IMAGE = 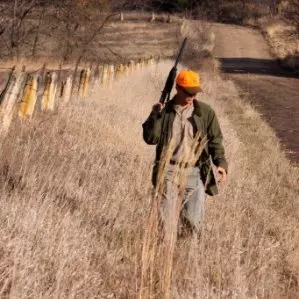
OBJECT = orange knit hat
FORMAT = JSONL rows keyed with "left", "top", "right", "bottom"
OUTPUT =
{"left": 176, "top": 70, "right": 202, "bottom": 94}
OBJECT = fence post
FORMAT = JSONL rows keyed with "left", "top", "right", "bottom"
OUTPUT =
{"left": 42, "top": 72, "right": 57, "bottom": 111}
{"left": 128, "top": 60, "right": 134, "bottom": 73}
{"left": 57, "top": 64, "right": 62, "bottom": 84}
{"left": 0, "top": 66, "right": 15, "bottom": 105}
{"left": 19, "top": 75, "right": 38, "bottom": 119}
{"left": 83, "top": 68, "right": 90, "bottom": 97}
{"left": 41, "top": 72, "right": 51, "bottom": 110}
{"left": 78, "top": 69, "right": 85, "bottom": 97}
{"left": 60, "top": 80, "right": 65, "bottom": 98}
{"left": 71, "top": 57, "right": 82, "bottom": 96}
{"left": 0, "top": 68, "right": 26, "bottom": 137}
{"left": 62, "top": 75, "right": 72, "bottom": 104}
{"left": 151, "top": 12, "right": 156, "bottom": 22}
{"left": 124, "top": 63, "right": 129, "bottom": 77}
{"left": 148, "top": 56, "right": 154, "bottom": 65}
{"left": 115, "top": 63, "right": 124, "bottom": 79}
{"left": 115, "top": 64, "right": 120, "bottom": 79}
{"left": 108, "top": 64, "right": 115, "bottom": 87}
{"left": 78, "top": 68, "right": 90, "bottom": 98}
{"left": 49, "top": 72, "right": 57, "bottom": 110}
{"left": 41, "top": 63, "right": 47, "bottom": 78}
{"left": 92, "top": 64, "right": 101, "bottom": 89}
{"left": 101, "top": 64, "right": 109, "bottom": 86}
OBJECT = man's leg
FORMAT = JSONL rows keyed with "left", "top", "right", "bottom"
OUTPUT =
{"left": 160, "top": 166, "right": 180, "bottom": 235}
{"left": 182, "top": 167, "right": 206, "bottom": 233}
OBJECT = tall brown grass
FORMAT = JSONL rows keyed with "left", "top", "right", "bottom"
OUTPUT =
{"left": 0, "top": 60, "right": 298, "bottom": 298}
{"left": 140, "top": 131, "right": 206, "bottom": 299}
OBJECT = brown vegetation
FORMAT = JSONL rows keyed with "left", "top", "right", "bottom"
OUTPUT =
{"left": 0, "top": 1, "right": 182, "bottom": 64}
{"left": 0, "top": 58, "right": 298, "bottom": 298}
{"left": 0, "top": 18, "right": 298, "bottom": 295}
{"left": 259, "top": 16, "right": 299, "bottom": 70}
{"left": 0, "top": 4, "right": 298, "bottom": 298}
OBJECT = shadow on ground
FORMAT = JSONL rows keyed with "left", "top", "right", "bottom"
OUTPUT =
{"left": 219, "top": 58, "right": 299, "bottom": 79}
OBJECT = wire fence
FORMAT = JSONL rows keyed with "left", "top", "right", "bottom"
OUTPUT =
{"left": 0, "top": 57, "right": 155, "bottom": 138}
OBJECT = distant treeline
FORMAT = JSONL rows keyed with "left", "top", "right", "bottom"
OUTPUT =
{"left": 127, "top": 0, "right": 298, "bottom": 26}
{"left": 130, "top": 0, "right": 278, "bottom": 14}
{"left": 0, "top": 0, "right": 297, "bottom": 61}
{"left": 1, "top": 0, "right": 297, "bottom": 23}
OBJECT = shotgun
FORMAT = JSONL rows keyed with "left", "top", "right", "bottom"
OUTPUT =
{"left": 159, "top": 37, "right": 187, "bottom": 104}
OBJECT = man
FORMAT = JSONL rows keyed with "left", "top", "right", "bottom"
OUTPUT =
{"left": 142, "top": 69, "right": 228, "bottom": 233}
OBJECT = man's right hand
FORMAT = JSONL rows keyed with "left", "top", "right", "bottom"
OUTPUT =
{"left": 152, "top": 103, "right": 164, "bottom": 113}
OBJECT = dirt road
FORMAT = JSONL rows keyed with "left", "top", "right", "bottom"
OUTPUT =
{"left": 212, "top": 23, "right": 299, "bottom": 163}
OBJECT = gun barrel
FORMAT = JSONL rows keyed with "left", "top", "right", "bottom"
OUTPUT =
{"left": 159, "top": 37, "right": 187, "bottom": 104}
{"left": 174, "top": 38, "right": 187, "bottom": 68}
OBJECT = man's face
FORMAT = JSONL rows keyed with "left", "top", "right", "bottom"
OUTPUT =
{"left": 177, "top": 86, "right": 197, "bottom": 105}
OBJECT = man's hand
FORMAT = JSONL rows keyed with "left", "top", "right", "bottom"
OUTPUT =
{"left": 216, "top": 167, "right": 227, "bottom": 183}
{"left": 152, "top": 103, "right": 164, "bottom": 113}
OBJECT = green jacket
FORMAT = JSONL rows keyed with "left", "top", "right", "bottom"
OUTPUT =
{"left": 142, "top": 99, "right": 228, "bottom": 196}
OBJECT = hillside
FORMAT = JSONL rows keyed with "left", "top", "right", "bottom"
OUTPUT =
{"left": 0, "top": 8, "right": 298, "bottom": 299}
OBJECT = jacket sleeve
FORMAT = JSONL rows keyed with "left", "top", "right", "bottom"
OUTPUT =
{"left": 207, "top": 109, "right": 228, "bottom": 172}
{"left": 142, "top": 110, "right": 163, "bottom": 145}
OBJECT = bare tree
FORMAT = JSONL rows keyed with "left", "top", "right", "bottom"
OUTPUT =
{"left": 51, "top": 0, "right": 132, "bottom": 63}
{"left": 31, "top": 5, "right": 45, "bottom": 57}
{"left": 8, "top": 0, "right": 40, "bottom": 58}
{"left": 0, "top": 23, "right": 5, "bottom": 36}
{"left": 0, "top": 0, "right": 128, "bottom": 60}
{"left": 283, "top": 0, "right": 299, "bottom": 30}
{"left": 0, "top": 5, "right": 6, "bottom": 36}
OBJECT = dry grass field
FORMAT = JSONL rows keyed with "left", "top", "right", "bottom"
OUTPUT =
{"left": 0, "top": 7, "right": 299, "bottom": 297}
{"left": 0, "top": 58, "right": 298, "bottom": 298}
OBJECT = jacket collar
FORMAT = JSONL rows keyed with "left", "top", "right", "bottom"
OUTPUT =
{"left": 193, "top": 99, "right": 202, "bottom": 117}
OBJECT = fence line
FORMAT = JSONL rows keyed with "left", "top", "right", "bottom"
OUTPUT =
{"left": 0, "top": 69, "right": 26, "bottom": 136}
{"left": 19, "top": 75, "right": 38, "bottom": 119}
{"left": 41, "top": 72, "right": 57, "bottom": 112}
{"left": 0, "top": 57, "right": 155, "bottom": 139}
{"left": 62, "top": 76, "right": 72, "bottom": 104}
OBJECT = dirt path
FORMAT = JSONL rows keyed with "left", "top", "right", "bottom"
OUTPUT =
{"left": 212, "top": 23, "right": 299, "bottom": 163}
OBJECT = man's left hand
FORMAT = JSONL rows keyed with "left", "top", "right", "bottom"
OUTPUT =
{"left": 217, "top": 167, "right": 227, "bottom": 183}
